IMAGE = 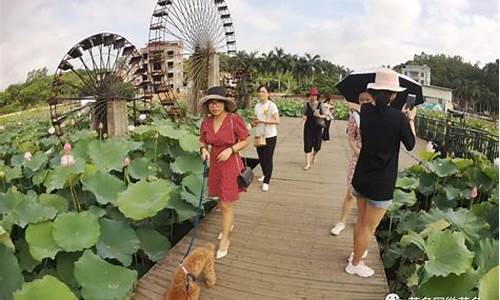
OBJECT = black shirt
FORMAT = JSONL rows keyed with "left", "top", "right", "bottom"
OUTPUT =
{"left": 352, "top": 104, "right": 415, "bottom": 201}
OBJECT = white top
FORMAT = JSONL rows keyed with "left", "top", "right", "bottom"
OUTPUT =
{"left": 254, "top": 100, "right": 279, "bottom": 138}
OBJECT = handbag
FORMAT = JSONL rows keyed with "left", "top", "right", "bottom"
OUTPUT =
{"left": 254, "top": 135, "right": 266, "bottom": 147}
{"left": 230, "top": 115, "right": 254, "bottom": 188}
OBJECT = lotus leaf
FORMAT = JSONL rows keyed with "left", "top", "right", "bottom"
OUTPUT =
{"left": 396, "top": 176, "right": 419, "bottom": 190}
{"left": 82, "top": 171, "right": 125, "bottom": 205}
{"left": 22, "top": 152, "right": 48, "bottom": 172}
{"left": 52, "top": 212, "right": 100, "bottom": 251}
{"left": 13, "top": 275, "right": 77, "bottom": 300}
{"left": 74, "top": 250, "right": 137, "bottom": 300}
{"left": 117, "top": 180, "right": 174, "bottom": 220}
{"left": 417, "top": 270, "right": 477, "bottom": 298}
{"left": 39, "top": 193, "right": 68, "bottom": 214}
{"left": 479, "top": 266, "right": 498, "bottom": 300}
{"left": 129, "top": 157, "right": 157, "bottom": 179}
{"left": 170, "top": 154, "right": 204, "bottom": 175}
{"left": 0, "top": 244, "right": 24, "bottom": 300}
{"left": 136, "top": 228, "right": 171, "bottom": 262}
{"left": 25, "top": 222, "right": 61, "bottom": 261}
{"left": 87, "top": 138, "right": 142, "bottom": 172}
{"left": 96, "top": 218, "right": 140, "bottom": 266}
{"left": 388, "top": 189, "right": 416, "bottom": 212}
{"left": 424, "top": 230, "right": 473, "bottom": 277}
{"left": 56, "top": 252, "right": 82, "bottom": 289}
{"left": 179, "top": 133, "right": 199, "bottom": 153}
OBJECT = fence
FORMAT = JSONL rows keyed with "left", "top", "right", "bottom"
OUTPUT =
{"left": 415, "top": 114, "right": 499, "bottom": 161}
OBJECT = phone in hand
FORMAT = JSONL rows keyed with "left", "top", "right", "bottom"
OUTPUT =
{"left": 406, "top": 94, "right": 416, "bottom": 110}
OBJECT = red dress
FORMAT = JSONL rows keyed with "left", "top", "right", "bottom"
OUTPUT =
{"left": 200, "top": 113, "right": 249, "bottom": 203}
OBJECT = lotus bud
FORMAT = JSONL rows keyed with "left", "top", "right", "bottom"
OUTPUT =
{"left": 76, "top": 112, "right": 82, "bottom": 118}
{"left": 0, "top": 125, "right": 5, "bottom": 131}
{"left": 128, "top": 125, "right": 135, "bottom": 131}
{"left": 471, "top": 185, "right": 478, "bottom": 199}
{"left": 425, "top": 141, "right": 435, "bottom": 153}
{"left": 48, "top": 127, "right": 56, "bottom": 134}
{"left": 63, "top": 143, "right": 72, "bottom": 154}
{"left": 98, "top": 122, "right": 104, "bottom": 129}
{"left": 139, "top": 114, "right": 147, "bottom": 121}
{"left": 123, "top": 157, "right": 131, "bottom": 167}
{"left": 24, "top": 151, "right": 32, "bottom": 161}
{"left": 494, "top": 158, "right": 499, "bottom": 167}
{"left": 103, "top": 133, "right": 108, "bottom": 138}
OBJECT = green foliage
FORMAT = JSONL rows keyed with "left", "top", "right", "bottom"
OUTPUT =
{"left": 0, "top": 115, "right": 209, "bottom": 299}
{"left": 395, "top": 53, "right": 498, "bottom": 114}
{"left": 379, "top": 152, "right": 498, "bottom": 298}
{"left": 272, "top": 97, "right": 350, "bottom": 120}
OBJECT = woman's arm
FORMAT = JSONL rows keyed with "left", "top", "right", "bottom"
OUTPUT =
{"left": 217, "top": 139, "right": 249, "bottom": 162}
{"left": 259, "top": 113, "right": 280, "bottom": 125}
{"left": 348, "top": 137, "right": 360, "bottom": 156}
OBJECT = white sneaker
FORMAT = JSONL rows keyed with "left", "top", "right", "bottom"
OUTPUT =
{"left": 347, "top": 250, "right": 368, "bottom": 263}
{"left": 330, "top": 222, "right": 346, "bottom": 235}
{"left": 257, "top": 176, "right": 265, "bottom": 182}
{"left": 345, "top": 261, "right": 374, "bottom": 278}
{"left": 262, "top": 183, "right": 269, "bottom": 192}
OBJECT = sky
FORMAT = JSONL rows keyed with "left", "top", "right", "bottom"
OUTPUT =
{"left": 0, "top": 0, "right": 498, "bottom": 91}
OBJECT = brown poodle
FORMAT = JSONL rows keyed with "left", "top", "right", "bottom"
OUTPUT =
{"left": 164, "top": 243, "right": 216, "bottom": 300}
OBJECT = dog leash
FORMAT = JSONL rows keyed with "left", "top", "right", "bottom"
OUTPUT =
{"left": 179, "top": 159, "right": 208, "bottom": 292}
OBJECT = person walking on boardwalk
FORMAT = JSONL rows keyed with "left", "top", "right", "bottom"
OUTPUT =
{"left": 330, "top": 92, "right": 373, "bottom": 236}
{"left": 321, "top": 96, "right": 334, "bottom": 142}
{"left": 253, "top": 85, "right": 280, "bottom": 192}
{"left": 345, "top": 69, "right": 416, "bottom": 277}
{"left": 302, "top": 86, "right": 329, "bottom": 170}
{"left": 199, "top": 86, "right": 250, "bottom": 259}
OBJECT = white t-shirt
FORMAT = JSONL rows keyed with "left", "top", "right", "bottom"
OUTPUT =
{"left": 254, "top": 100, "right": 279, "bottom": 138}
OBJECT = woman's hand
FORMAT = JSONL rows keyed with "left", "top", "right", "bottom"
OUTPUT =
{"left": 404, "top": 106, "right": 417, "bottom": 121}
{"left": 200, "top": 148, "right": 210, "bottom": 162}
{"left": 217, "top": 148, "right": 233, "bottom": 162}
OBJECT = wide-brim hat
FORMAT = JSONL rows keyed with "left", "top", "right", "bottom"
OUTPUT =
{"left": 199, "top": 86, "right": 237, "bottom": 114}
{"left": 366, "top": 68, "right": 406, "bottom": 92}
{"left": 306, "top": 86, "right": 320, "bottom": 96}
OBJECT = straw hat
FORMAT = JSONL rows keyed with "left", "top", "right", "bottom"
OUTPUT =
{"left": 366, "top": 68, "right": 406, "bottom": 92}
{"left": 198, "top": 86, "right": 237, "bottom": 114}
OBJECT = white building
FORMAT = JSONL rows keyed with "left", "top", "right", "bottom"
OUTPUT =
{"left": 402, "top": 65, "right": 431, "bottom": 85}
{"left": 421, "top": 84, "right": 453, "bottom": 112}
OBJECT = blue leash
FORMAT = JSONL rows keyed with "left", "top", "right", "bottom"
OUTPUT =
{"left": 182, "top": 159, "right": 209, "bottom": 261}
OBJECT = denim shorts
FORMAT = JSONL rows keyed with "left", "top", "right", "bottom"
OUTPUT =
{"left": 352, "top": 188, "right": 393, "bottom": 209}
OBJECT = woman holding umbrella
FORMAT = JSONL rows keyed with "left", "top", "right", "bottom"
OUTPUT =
{"left": 345, "top": 69, "right": 416, "bottom": 277}
{"left": 302, "top": 86, "right": 329, "bottom": 170}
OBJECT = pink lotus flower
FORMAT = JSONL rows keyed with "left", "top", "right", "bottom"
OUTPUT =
{"left": 123, "top": 157, "right": 131, "bottom": 167}
{"left": 471, "top": 185, "right": 478, "bottom": 199}
{"left": 61, "top": 143, "right": 75, "bottom": 166}
{"left": 24, "top": 151, "right": 32, "bottom": 161}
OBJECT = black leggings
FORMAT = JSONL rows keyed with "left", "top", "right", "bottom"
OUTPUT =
{"left": 256, "top": 136, "right": 277, "bottom": 184}
{"left": 322, "top": 120, "right": 331, "bottom": 141}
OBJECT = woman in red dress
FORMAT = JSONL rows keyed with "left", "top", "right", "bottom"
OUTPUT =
{"left": 199, "top": 86, "right": 249, "bottom": 259}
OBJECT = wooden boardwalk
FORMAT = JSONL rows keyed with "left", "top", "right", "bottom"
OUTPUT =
{"left": 133, "top": 117, "right": 425, "bottom": 300}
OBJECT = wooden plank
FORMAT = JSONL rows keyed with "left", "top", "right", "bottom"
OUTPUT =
{"left": 133, "top": 118, "right": 426, "bottom": 300}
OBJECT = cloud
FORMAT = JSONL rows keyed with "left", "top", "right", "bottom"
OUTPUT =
{"left": 0, "top": 0, "right": 498, "bottom": 90}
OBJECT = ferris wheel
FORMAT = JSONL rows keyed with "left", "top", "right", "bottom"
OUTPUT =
{"left": 145, "top": 0, "right": 237, "bottom": 114}
{"left": 48, "top": 33, "right": 149, "bottom": 139}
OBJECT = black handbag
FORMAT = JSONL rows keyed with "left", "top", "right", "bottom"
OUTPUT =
{"left": 237, "top": 165, "right": 254, "bottom": 188}
{"left": 230, "top": 115, "right": 254, "bottom": 188}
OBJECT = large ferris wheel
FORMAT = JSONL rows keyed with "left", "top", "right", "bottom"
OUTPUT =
{"left": 144, "top": 0, "right": 237, "bottom": 114}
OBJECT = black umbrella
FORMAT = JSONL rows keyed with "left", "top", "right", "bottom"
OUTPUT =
{"left": 335, "top": 69, "right": 424, "bottom": 110}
